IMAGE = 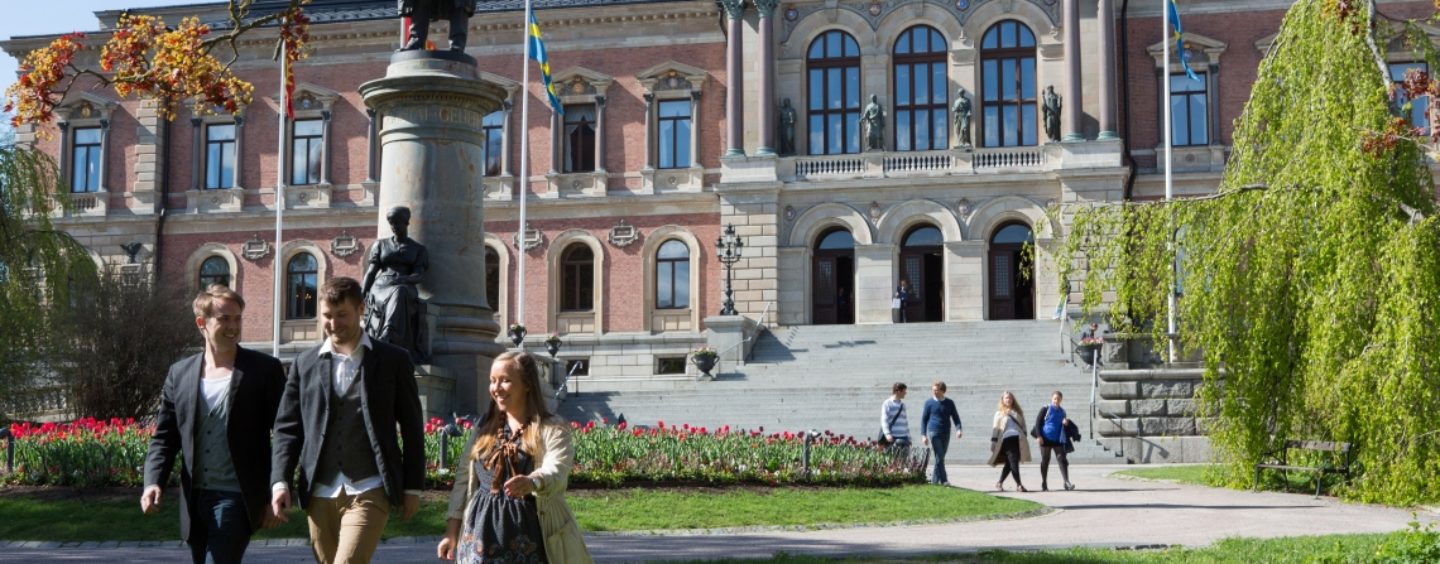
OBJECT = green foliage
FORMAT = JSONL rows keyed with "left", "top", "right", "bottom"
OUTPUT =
{"left": 1058, "top": 0, "right": 1440, "bottom": 504}
{"left": 0, "top": 146, "right": 98, "bottom": 420}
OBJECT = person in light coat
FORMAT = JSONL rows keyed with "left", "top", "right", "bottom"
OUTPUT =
{"left": 988, "top": 391, "right": 1032, "bottom": 492}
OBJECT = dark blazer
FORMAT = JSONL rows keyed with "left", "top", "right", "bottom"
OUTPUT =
{"left": 270, "top": 338, "right": 424, "bottom": 509}
{"left": 143, "top": 347, "right": 286, "bottom": 542}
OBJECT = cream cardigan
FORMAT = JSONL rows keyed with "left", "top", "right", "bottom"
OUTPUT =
{"left": 446, "top": 415, "right": 594, "bottom": 563}
{"left": 988, "top": 410, "right": 1033, "bottom": 465}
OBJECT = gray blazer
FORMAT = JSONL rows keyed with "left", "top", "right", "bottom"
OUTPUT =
{"left": 143, "top": 347, "right": 286, "bottom": 541}
{"left": 270, "top": 338, "right": 424, "bottom": 509}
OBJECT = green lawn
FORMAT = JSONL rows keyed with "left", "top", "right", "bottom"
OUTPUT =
{"left": 0, "top": 485, "right": 1040, "bottom": 541}
{"left": 664, "top": 531, "right": 1428, "bottom": 563}
{"left": 1111, "top": 464, "right": 1217, "bottom": 486}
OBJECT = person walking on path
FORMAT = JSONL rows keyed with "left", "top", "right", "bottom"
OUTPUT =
{"left": 989, "top": 391, "right": 1031, "bottom": 492}
{"left": 142, "top": 285, "right": 287, "bottom": 564}
{"left": 920, "top": 381, "right": 963, "bottom": 485}
{"left": 1033, "top": 391, "right": 1075, "bottom": 491}
{"left": 270, "top": 277, "right": 426, "bottom": 564}
{"left": 880, "top": 382, "right": 911, "bottom": 449}
{"left": 437, "top": 351, "right": 593, "bottom": 563}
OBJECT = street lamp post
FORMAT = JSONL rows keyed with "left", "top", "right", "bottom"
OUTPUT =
{"left": 717, "top": 223, "right": 744, "bottom": 316}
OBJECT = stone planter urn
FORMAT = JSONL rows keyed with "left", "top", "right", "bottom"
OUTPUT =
{"left": 692, "top": 353, "right": 718, "bottom": 380}
{"left": 1077, "top": 342, "right": 1103, "bottom": 365}
{"left": 545, "top": 340, "right": 561, "bottom": 358}
{"left": 508, "top": 325, "right": 527, "bottom": 347}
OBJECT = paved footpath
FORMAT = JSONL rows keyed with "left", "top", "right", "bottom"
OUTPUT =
{"left": 3, "top": 465, "right": 1436, "bottom": 562}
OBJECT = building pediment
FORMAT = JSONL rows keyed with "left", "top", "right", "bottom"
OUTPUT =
{"left": 56, "top": 92, "right": 118, "bottom": 123}
{"left": 636, "top": 60, "right": 708, "bottom": 93}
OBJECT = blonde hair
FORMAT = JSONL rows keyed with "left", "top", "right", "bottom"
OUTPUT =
{"left": 996, "top": 391, "right": 1025, "bottom": 421}
{"left": 470, "top": 351, "right": 552, "bottom": 462}
{"left": 193, "top": 284, "right": 244, "bottom": 318}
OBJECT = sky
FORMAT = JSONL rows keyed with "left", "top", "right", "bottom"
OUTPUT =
{"left": 0, "top": 1, "right": 201, "bottom": 108}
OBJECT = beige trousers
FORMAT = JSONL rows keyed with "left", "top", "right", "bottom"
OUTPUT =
{"left": 306, "top": 488, "right": 390, "bottom": 564}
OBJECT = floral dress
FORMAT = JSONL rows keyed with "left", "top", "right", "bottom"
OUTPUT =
{"left": 456, "top": 425, "right": 548, "bottom": 563}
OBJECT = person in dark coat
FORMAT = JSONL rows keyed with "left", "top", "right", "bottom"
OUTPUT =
{"left": 142, "top": 285, "right": 287, "bottom": 564}
{"left": 270, "top": 277, "right": 425, "bottom": 564}
{"left": 399, "top": 0, "right": 477, "bottom": 52}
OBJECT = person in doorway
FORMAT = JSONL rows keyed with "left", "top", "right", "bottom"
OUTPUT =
{"left": 437, "top": 351, "right": 593, "bottom": 562}
{"left": 270, "top": 277, "right": 425, "bottom": 564}
{"left": 142, "top": 285, "right": 287, "bottom": 564}
{"left": 880, "top": 382, "right": 911, "bottom": 449}
{"left": 989, "top": 391, "right": 1031, "bottom": 492}
{"left": 920, "top": 380, "right": 963, "bottom": 485}
{"left": 1032, "top": 391, "right": 1075, "bottom": 491}
{"left": 893, "top": 279, "right": 913, "bottom": 323}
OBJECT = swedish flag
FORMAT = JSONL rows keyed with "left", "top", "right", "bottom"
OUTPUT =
{"left": 1167, "top": 0, "right": 1200, "bottom": 81}
{"left": 528, "top": 10, "right": 563, "bottom": 115}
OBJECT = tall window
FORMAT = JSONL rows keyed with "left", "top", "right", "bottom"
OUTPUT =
{"left": 1392, "top": 62, "right": 1431, "bottom": 132}
{"left": 205, "top": 123, "right": 237, "bottom": 189}
{"left": 286, "top": 253, "right": 318, "bottom": 319}
{"left": 807, "top": 30, "right": 862, "bottom": 155}
{"left": 560, "top": 245, "right": 594, "bottom": 312}
{"left": 657, "top": 100, "right": 692, "bottom": 169}
{"left": 1169, "top": 73, "right": 1209, "bottom": 146}
{"left": 485, "top": 247, "right": 500, "bottom": 312}
{"left": 980, "top": 20, "right": 1038, "bottom": 147}
{"left": 894, "top": 26, "right": 948, "bottom": 152}
{"left": 482, "top": 110, "right": 504, "bottom": 177}
{"left": 71, "top": 127, "right": 102, "bottom": 193}
{"left": 291, "top": 119, "right": 323, "bottom": 185}
{"left": 655, "top": 240, "right": 690, "bottom": 309}
{"left": 199, "top": 256, "right": 231, "bottom": 288}
{"left": 564, "top": 105, "right": 597, "bottom": 173}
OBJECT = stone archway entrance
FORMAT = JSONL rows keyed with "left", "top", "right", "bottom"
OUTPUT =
{"left": 898, "top": 225, "right": 944, "bottom": 322}
{"left": 988, "top": 222, "right": 1035, "bottom": 320}
{"left": 812, "top": 228, "right": 855, "bottom": 325}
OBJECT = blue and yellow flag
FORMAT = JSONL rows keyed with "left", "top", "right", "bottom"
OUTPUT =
{"left": 1167, "top": 0, "right": 1200, "bottom": 81}
{"left": 528, "top": 10, "right": 563, "bottom": 115}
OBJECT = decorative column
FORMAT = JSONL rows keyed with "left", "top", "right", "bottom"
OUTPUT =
{"left": 1096, "top": 0, "right": 1119, "bottom": 139}
{"left": 755, "top": 0, "right": 779, "bottom": 156}
{"left": 594, "top": 95, "right": 608, "bottom": 173}
{"left": 57, "top": 122, "right": 70, "bottom": 190}
{"left": 190, "top": 118, "right": 203, "bottom": 191}
{"left": 719, "top": 0, "right": 746, "bottom": 157}
{"left": 1063, "top": 0, "right": 1085, "bottom": 142}
{"left": 688, "top": 90, "right": 702, "bottom": 167}
{"left": 550, "top": 112, "right": 562, "bottom": 174}
{"left": 365, "top": 108, "right": 379, "bottom": 182}
{"left": 360, "top": 50, "right": 510, "bottom": 416}
{"left": 499, "top": 100, "right": 514, "bottom": 177}
{"left": 233, "top": 116, "right": 246, "bottom": 189}
{"left": 642, "top": 93, "right": 655, "bottom": 170}
{"left": 319, "top": 109, "right": 333, "bottom": 185}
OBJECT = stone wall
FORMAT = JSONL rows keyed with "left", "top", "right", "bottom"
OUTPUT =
{"left": 1094, "top": 367, "right": 1213, "bottom": 463}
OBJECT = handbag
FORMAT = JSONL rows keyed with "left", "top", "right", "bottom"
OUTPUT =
{"left": 877, "top": 402, "right": 904, "bottom": 445}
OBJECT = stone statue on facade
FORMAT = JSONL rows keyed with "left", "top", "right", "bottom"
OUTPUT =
{"left": 363, "top": 206, "right": 431, "bottom": 364}
{"left": 952, "top": 88, "right": 972, "bottom": 149}
{"left": 398, "top": 0, "right": 475, "bottom": 52}
{"left": 1043, "top": 85, "right": 1062, "bottom": 142}
{"left": 779, "top": 98, "right": 797, "bottom": 156}
{"left": 862, "top": 94, "right": 885, "bottom": 151}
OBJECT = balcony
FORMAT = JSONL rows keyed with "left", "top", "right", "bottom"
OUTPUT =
{"left": 781, "top": 146, "right": 1056, "bottom": 183}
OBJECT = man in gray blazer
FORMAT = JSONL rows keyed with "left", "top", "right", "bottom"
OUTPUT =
{"left": 142, "top": 285, "right": 286, "bottom": 564}
{"left": 270, "top": 276, "right": 424, "bottom": 564}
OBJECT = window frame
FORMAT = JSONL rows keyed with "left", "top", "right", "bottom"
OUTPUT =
{"left": 204, "top": 122, "right": 239, "bottom": 190}
{"left": 656, "top": 99, "right": 693, "bottom": 170}
{"left": 562, "top": 103, "right": 598, "bottom": 174}
{"left": 654, "top": 239, "right": 690, "bottom": 310}
{"left": 893, "top": 26, "right": 950, "bottom": 152}
{"left": 560, "top": 244, "right": 595, "bottom": 312}
{"left": 806, "top": 30, "right": 863, "bottom": 155}
{"left": 285, "top": 252, "right": 319, "bottom": 320}
{"left": 198, "top": 255, "right": 232, "bottom": 289}
{"left": 1168, "top": 72, "right": 1210, "bottom": 147}
{"left": 69, "top": 126, "right": 103, "bottom": 193}
{"left": 290, "top": 118, "right": 325, "bottom": 186}
{"left": 979, "top": 20, "right": 1039, "bottom": 148}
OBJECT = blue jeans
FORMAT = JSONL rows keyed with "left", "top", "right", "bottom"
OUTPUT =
{"left": 189, "top": 489, "right": 251, "bottom": 564}
{"left": 927, "top": 431, "right": 951, "bottom": 484}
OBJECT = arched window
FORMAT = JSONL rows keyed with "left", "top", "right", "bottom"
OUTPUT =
{"left": 199, "top": 256, "right": 231, "bottom": 288}
{"left": 286, "top": 252, "right": 318, "bottom": 320}
{"left": 894, "top": 26, "right": 948, "bottom": 151}
{"left": 560, "top": 245, "right": 594, "bottom": 312}
{"left": 807, "top": 30, "right": 862, "bottom": 155}
{"left": 655, "top": 240, "right": 690, "bottom": 310}
{"left": 816, "top": 229, "right": 855, "bottom": 251}
{"left": 903, "top": 225, "right": 944, "bottom": 247}
{"left": 980, "top": 20, "right": 1038, "bottom": 147}
{"left": 485, "top": 247, "right": 500, "bottom": 312}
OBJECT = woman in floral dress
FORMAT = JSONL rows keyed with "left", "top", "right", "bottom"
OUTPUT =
{"left": 438, "top": 351, "right": 592, "bottom": 563}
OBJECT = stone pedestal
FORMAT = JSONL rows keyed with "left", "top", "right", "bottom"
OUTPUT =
{"left": 704, "top": 315, "right": 758, "bottom": 368}
{"left": 414, "top": 364, "right": 454, "bottom": 419}
{"left": 361, "top": 51, "right": 509, "bottom": 416}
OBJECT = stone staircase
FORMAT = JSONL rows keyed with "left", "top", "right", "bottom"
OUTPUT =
{"left": 558, "top": 320, "right": 1121, "bottom": 463}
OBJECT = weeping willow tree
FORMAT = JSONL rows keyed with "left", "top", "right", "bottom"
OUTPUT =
{"left": 0, "top": 146, "right": 98, "bottom": 422}
{"left": 1060, "top": 0, "right": 1440, "bottom": 504}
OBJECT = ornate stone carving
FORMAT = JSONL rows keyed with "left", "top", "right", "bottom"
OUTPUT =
{"left": 717, "top": 0, "right": 745, "bottom": 20}
{"left": 242, "top": 234, "right": 271, "bottom": 261}
{"left": 607, "top": 219, "right": 639, "bottom": 247}
{"left": 331, "top": 231, "right": 361, "bottom": 258}
{"left": 784, "top": 205, "right": 797, "bottom": 222}
{"left": 868, "top": 201, "right": 883, "bottom": 222}
{"left": 513, "top": 224, "right": 545, "bottom": 251}
{"left": 753, "top": 0, "right": 780, "bottom": 18}
{"left": 956, "top": 198, "right": 973, "bottom": 218}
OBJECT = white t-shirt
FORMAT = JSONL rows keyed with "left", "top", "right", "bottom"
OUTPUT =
{"left": 201, "top": 375, "right": 232, "bottom": 413}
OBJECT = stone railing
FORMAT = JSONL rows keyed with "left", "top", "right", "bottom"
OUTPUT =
{"left": 971, "top": 147, "right": 1047, "bottom": 171}
{"left": 785, "top": 146, "right": 1052, "bottom": 182}
{"left": 882, "top": 151, "right": 955, "bottom": 175}
{"left": 793, "top": 154, "right": 868, "bottom": 179}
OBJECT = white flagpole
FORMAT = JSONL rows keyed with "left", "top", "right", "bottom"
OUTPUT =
{"left": 273, "top": 29, "right": 288, "bottom": 357}
{"left": 1162, "top": 1, "right": 1177, "bottom": 362}
{"left": 517, "top": 0, "right": 533, "bottom": 336}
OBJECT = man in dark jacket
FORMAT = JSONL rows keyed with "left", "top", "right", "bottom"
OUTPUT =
{"left": 270, "top": 276, "right": 424, "bottom": 564}
{"left": 142, "top": 285, "right": 286, "bottom": 564}
{"left": 399, "top": 0, "right": 476, "bottom": 52}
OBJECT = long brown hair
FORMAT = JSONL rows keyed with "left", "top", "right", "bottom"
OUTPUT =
{"left": 996, "top": 391, "right": 1025, "bottom": 423}
{"left": 470, "top": 351, "right": 552, "bottom": 461}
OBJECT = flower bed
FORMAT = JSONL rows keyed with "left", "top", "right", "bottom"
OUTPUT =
{"left": 4, "top": 417, "right": 923, "bottom": 489}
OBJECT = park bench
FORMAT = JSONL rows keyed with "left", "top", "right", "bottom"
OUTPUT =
{"left": 1253, "top": 440, "right": 1352, "bottom": 498}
